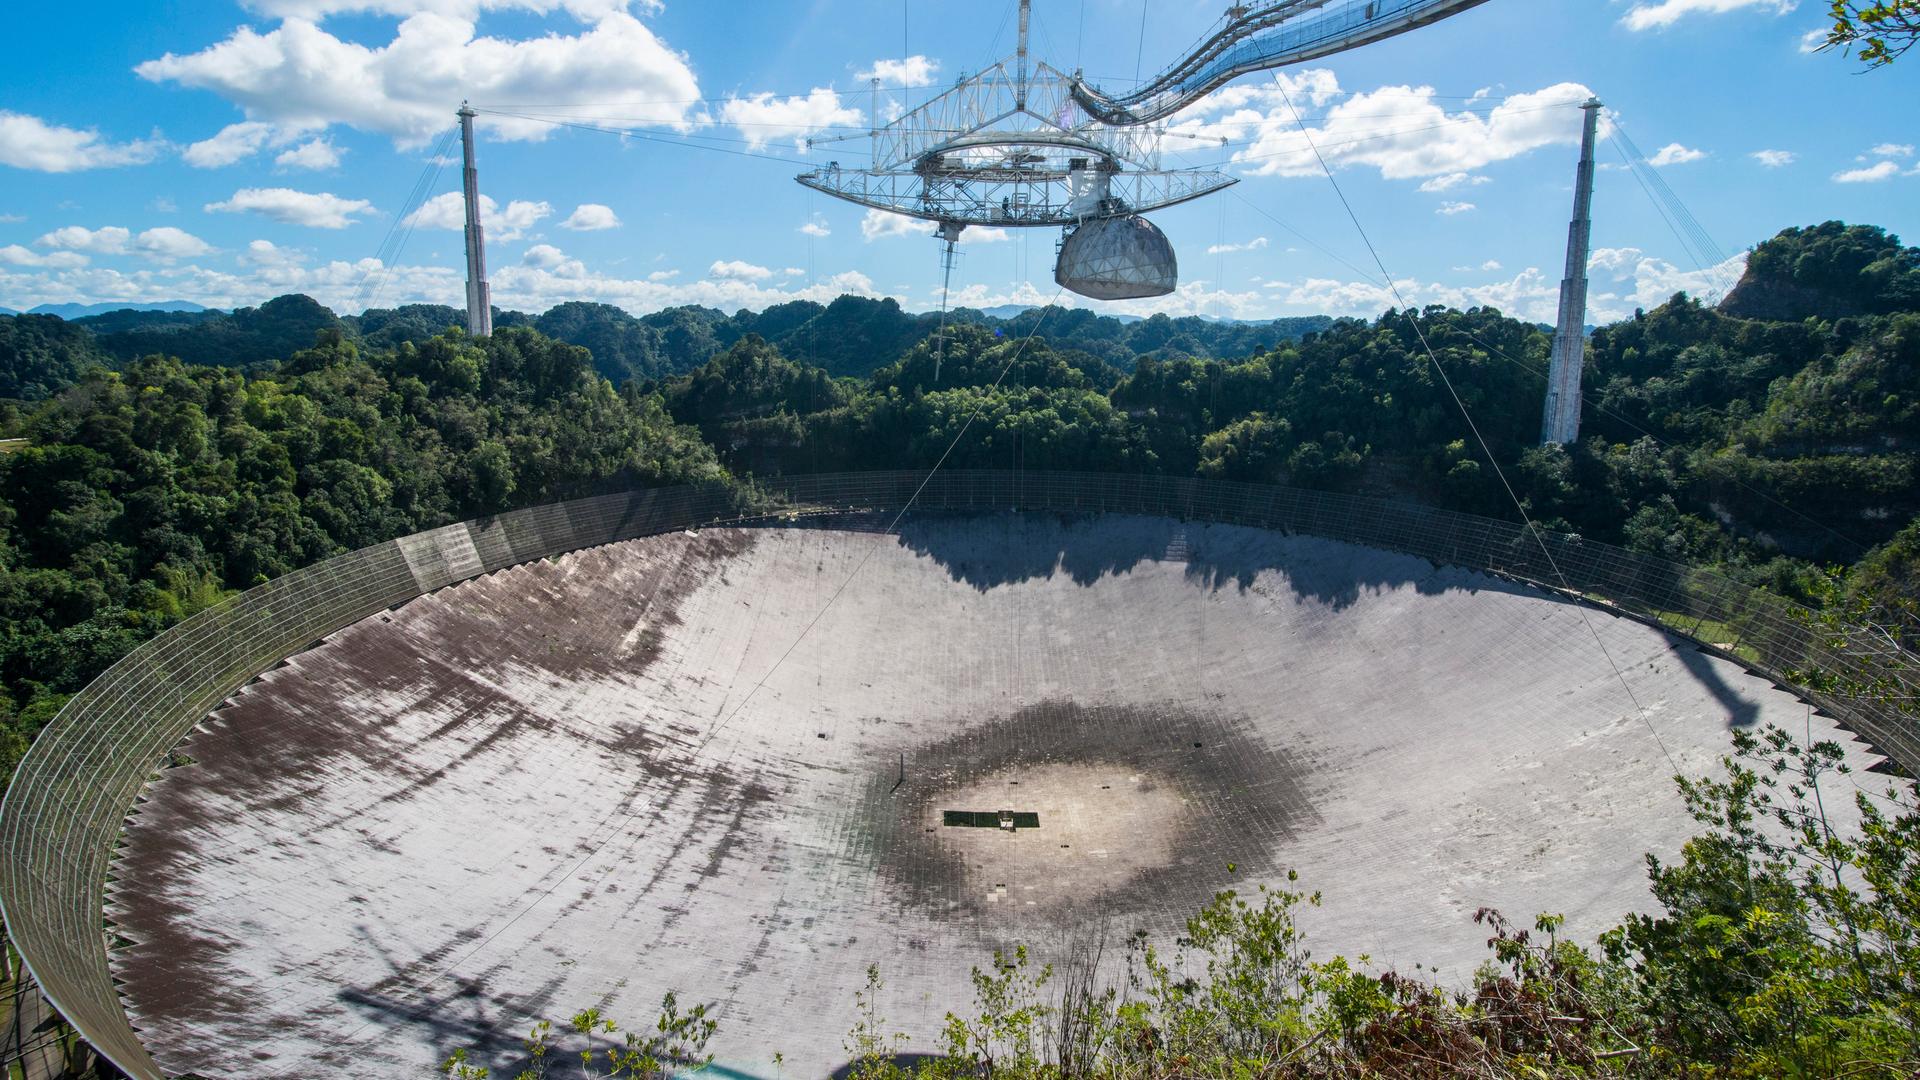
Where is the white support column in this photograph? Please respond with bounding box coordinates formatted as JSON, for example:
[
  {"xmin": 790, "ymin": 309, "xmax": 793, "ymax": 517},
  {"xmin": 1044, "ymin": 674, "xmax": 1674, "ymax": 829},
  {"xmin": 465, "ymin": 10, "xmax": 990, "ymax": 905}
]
[
  {"xmin": 1542, "ymin": 97, "xmax": 1602, "ymax": 446},
  {"xmin": 459, "ymin": 103, "xmax": 492, "ymax": 339}
]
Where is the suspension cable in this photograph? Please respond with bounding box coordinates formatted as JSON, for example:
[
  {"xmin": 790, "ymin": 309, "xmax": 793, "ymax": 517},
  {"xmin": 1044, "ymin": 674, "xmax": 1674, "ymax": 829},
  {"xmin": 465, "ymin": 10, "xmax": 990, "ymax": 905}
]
[{"xmin": 1274, "ymin": 79, "xmax": 1681, "ymax": 774}]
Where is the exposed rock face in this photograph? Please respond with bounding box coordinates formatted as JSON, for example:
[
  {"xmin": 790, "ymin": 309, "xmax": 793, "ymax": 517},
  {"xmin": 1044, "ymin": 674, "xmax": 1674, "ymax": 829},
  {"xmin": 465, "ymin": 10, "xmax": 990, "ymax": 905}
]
[{"xmin": 1720, "ymin": 221, "xmax": 1920, "ymax": 322}]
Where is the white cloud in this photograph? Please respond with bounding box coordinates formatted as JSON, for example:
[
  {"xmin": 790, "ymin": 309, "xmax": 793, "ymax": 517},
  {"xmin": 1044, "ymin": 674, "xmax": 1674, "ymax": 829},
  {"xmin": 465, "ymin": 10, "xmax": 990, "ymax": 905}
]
[
  {"xmin": 861, "ymin": 208, "xmax": 934, "ymax": 241},
  {"xmin": 403, "ymin": 191, "xmax": 551, "ymax": 240},
  {"xmin": 1750, "ymin": 148, "xmax": 1796, "ymax": 167},
  {"xmin": 276, "ymin": 138, "xmax": 343, "ymax": 170},
  {"xmin": 1436, "ymin": 201, "xmax": 1477, "ymax": 215},
  {"xmin": 1833, "ymin": 160, "xmax": 1901, "ymax": 183},
  {"xmin": 1589, "ymin": 247, "xmax": 1644, "ymax": 275},
  {"xmin": 1871, "ymin": 143, "xmax": 1915, "ymax": 158},
  {"xmin": 136, "ymin": 12, "xmax": 701, "ymax": 148},
  {"xmin": 1597, "ymin": 251, "xmax": 1748, "ymax": 316},
  {"xmin": 856, "ymin": 55, "xmax": 938, "ymax": 86},
  {"xmin": 1799, "ymin": 27, "xmax": 1830, "ymax": 51},
  {"xmin": 1648, "ymin": 142, "xmax": 1707, "ymax": 167},
  {"xmin": 206, "ymin": 187, "xmax": 374, "ymax": 228},
  {"xmin": 239, "ymin": 0, "xmax": 645, "ymax": 18},
  {"xmin": 34, "ymin": 225, "xmax": 213, "ymax": 261},
  {"xmin": 38, "ymin": 226, "xmax": 133, "ymax": 255},
  {"xmin": 135, "ymin": 227, "xmax": 215, "ymax": 261},
  {"xmin": 1242, "ymin": 250, "xmax": 1747, "ymax": 325},
  {"xmin": 0, "ymin": 250, "xmax": 891, "ymax": 323},
  {"xmin": 1621, "ymin": 0, "xmax": 1796, "ymax": 32},
  {"xmin": 184, "ymin": 121, "xmax": 281, "ymax": 168},
  {"xmin": 560, "ymin": 203, "xmax": 620, "ymax": 231},
  {"xmin": 0, "ymin": 245, "xmax": 89, "ymax": 270},
  {"xmin": 0, "ymin": 111, "xmax": 162, "ymax": 172},
  {"xmin": 966, "ymin": 228, "xmax": 1011, "ymax": 244},
  {"xmin": 798, "ymin": 216, "xmax": 831, "ymax": 237},
  {"xmin": 1482, "ymin": 259, "xmax": 1503, "ymax": 271},
  {"xmin": 708, "ymin": 259, "xmax": 772, "ymax": 281},
  {"xmin": 522, "ymin": 243, "xmax": 584, "ymax": 274},
  {"xmin": 1172, "ymin": 72, "xmax": 1600, "ymax": 180},
  {"xmin": 646, "ymin": 269, "xmax": 678, "ymax": 281},
  {"xmin": 1417, "ymin": 171, "xmax": 1491, "ymax": 192},
  {"xmin": 720, "ymin": 87, "xmax": 863, "ymax": 151},
  {"xmin": 1206, "ymin": 237, "xmax": 1270, "ymax": 255},
  {"xmin": 241, "ymin": 239, "xmax": 303, "ymax": 267}
]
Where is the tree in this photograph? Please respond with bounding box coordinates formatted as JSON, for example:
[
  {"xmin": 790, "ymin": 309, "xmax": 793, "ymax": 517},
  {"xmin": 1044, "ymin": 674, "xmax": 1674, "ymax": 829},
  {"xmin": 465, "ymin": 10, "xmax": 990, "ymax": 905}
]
[{"xmin": 1821, "ymin": 1, "xmax": 1920, "ymax": 65}]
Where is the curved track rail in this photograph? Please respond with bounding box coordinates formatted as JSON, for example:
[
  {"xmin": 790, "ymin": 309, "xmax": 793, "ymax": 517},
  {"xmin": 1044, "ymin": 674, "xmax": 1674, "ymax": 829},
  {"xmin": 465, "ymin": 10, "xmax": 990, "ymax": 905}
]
[
  {"xmin": 1073, "ymin": 0, "xmax": 1496, "ymax": 125},
  {"xmin": 2, "ymin": 470, "xmax": 1915, "ymax": 1079}
]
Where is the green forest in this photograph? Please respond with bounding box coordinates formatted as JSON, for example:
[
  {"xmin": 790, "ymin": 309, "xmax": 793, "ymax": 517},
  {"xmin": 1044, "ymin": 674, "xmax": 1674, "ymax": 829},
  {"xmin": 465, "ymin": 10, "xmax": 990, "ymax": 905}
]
[{"xmin": 0, "ymin": 218, "xmax": 1916, "ymax": 790}]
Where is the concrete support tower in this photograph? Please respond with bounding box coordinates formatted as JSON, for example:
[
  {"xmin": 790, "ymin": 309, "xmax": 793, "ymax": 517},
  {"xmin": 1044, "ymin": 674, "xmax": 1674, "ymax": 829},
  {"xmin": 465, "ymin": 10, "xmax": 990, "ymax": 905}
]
[
  {"xmin": 458, "ymin": 103, "xmax": 492, "ymax": 339},
  {"xmin": 1541, "ymin": 98, "xmax": 1603, "ymax": 446}
]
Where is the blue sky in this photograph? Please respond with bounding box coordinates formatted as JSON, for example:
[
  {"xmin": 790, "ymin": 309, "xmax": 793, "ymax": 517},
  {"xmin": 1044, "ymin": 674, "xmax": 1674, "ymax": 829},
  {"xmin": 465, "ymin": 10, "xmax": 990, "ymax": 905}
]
[{"xmin": 0, "ymin": 0, "xmax": 1915, "ymax": 323}]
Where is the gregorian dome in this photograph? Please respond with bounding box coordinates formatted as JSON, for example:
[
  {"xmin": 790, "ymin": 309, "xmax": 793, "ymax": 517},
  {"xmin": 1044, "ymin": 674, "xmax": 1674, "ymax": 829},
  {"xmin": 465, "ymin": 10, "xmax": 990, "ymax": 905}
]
[{"xmin": 1054, "ymin": 213, "xmax": 1179, "ymax": 300}]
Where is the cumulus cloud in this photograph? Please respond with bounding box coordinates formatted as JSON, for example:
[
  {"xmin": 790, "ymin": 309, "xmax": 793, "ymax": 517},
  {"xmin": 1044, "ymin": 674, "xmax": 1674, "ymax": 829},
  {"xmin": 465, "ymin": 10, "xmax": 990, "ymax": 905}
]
[
  {"xmin": 1171, "ymin": 71, "xmax": 1599, "ymax": 180},
  {"xmin": 37, "ymin": 226, "xmax": 134, "ymax": 255},
  {"xmin": 798, "ymin": 215, "xmax": 831, "ymax": 237},
  {"xmin": 1621, "ymin": 0, "xmax": 1796, "ymax": 32},
  {"xmin": 276, "ymin": 138, "xmax": 343, "ymax": 170},
  {"xmin": 1244, "ymin": 249, "xmax": 1747, "ymax": 325},
  {"xmin": 856, "ymin": 55, "xmax": 939, "ymax": 86},
  {"xmin": 1648, "ymin": 142, "xmax": 1707, "ymax": 167},
  {"xmin": 720, "ymin": 88, "xmax": 863, "ymax": 151},
  {"xmin": 34, "ymin": 225, "xmax": 213, "ymax": 261},
  {"xmin": 1417, "ymin": 172, "xmax": 1491, "ymax": 193},
  {"xmin": 403, "ymin": 191, "xmax": 551, "ymax": 240},
  {"xmin": 0, "ymin": 245, "xmax": 90, "ymax": 270},
  {"xmin": 134, "ymin": 227, "xmax": 215, "ymax": 260},
  {"xmin": 646, "ymin": 269, "xmax": 678, "ymax": 281},
  {"xmin": 1436, "ymin": 201, "xmax": 1476, "ymax": 215},
  {"xmin": 206, "ymin": 187, "xmax": 374, "ymax": 228},
  {"xmin": 1589, "ymin": 247, "xmax": 1644, "ymax": 275},
  {"xmin": 1206, "ymin": 237, "xmax": 1270, "ymax": 255},
  {"xmin": 861, "ymin": 208, "xmax": 934, "ymax": 241},
  {"xmin": 1750, "ymin": 149, "xmax": 1796, "ymax": 167},
  {"xmin": 136, "ymin": 11, "xmax": 700, "ymax": 147},
  {"xmin": 522, "ymin": 243, "xmax": 585, "ymax": 274},
  {"xmin": 560, "ymin": 203, "xmax": 620, "ymax": 231},
  {"xmin": 1800, "ymin": 27, "xmax": 1831, "ymax": 51},
  {"xmin": 239, "ymin": 0, "xmax": 647, "ymax": 18},
  {"xmin": 0, "ymin": 249, "xmax": 889, "ymax": 322},
  {"xmin": 708, "ymin": 259, "xmax": 773, "ymax": 281},
  {"xmin": 1871, "ymin": 143, "xmax": 1915, "ymax": 158},
  {"xmin": 1833, "ymin": 160, "xmax": 1901, "ymax": 183},
  {"xmin": 241, "ymin": 238, "xmax": 303, "ymax": 267},
  {"xmin": 184, "ymin": 121, "xmax": 281, "ymax": 167},
  {"xmin": 0, "ymin": 111, "xmax": 163, "ymax": 172}
]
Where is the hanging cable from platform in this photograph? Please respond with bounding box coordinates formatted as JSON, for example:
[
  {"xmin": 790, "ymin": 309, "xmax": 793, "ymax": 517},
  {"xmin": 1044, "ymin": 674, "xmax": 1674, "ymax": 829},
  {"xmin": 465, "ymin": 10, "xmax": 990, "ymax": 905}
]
[
  {"xmin": 1271, "ymin": 77, "xmax": 1682, "ymax": 774},
  {"xmin": 933, "ymin": 222, "xmax": 964, "ymax": 385}
]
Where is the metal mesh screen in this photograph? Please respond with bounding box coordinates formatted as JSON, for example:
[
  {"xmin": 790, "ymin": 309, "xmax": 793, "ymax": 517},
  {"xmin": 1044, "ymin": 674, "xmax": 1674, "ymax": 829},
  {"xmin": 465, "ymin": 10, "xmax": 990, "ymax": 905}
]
[{"xmin": 1, "ymin": 471, "xmax": 1914, "ymax": 1079}]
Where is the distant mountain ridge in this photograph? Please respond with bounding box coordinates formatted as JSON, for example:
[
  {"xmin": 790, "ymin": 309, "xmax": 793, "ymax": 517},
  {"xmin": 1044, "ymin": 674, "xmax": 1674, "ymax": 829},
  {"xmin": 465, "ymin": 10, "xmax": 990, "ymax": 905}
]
[{"xmin": 26, "ymin": 300, "xmax": 209, "ymax": 319}]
